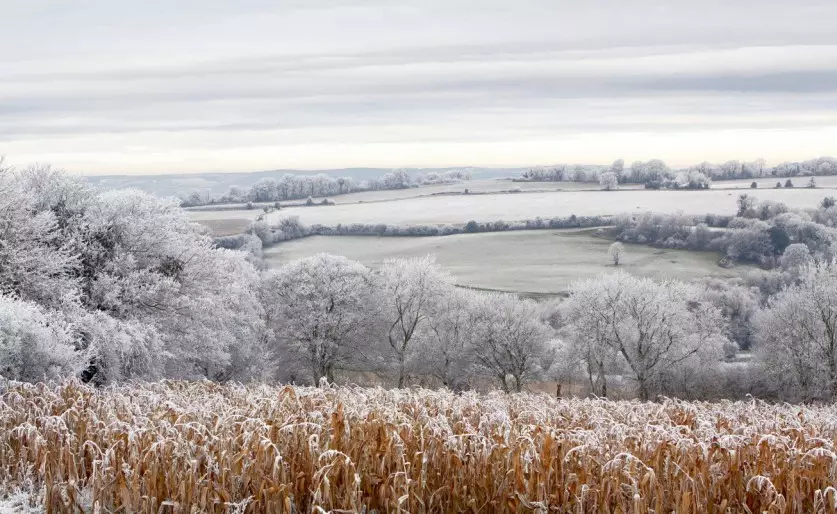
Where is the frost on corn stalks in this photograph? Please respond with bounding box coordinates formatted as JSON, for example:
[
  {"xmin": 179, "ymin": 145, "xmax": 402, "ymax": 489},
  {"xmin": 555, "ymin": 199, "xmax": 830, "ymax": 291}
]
[{"xmin": 3, "ymin": 380, "xmax": 837, "ymax": 513}]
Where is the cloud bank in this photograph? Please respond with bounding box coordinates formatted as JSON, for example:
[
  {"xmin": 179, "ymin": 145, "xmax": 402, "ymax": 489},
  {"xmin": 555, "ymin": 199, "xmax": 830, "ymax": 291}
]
[{"xmin": 1, "ymin": 0, "xmax": 836, "ymax": 173}]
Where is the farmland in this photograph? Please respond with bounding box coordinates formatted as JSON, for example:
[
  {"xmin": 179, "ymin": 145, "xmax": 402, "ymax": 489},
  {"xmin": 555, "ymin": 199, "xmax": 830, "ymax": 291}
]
[
  {"xmin": 264, "ymin": 229, "xmax": 752, "ymax": 294},
  {"xmin": 3, "ymin": 380, "xmax": 837, "ymax": 513},
  {"xmin": 262, "ymin": 188, "xmax": 833, "ymax": 227},
  {"xmin": 187, "ymin": 177, "xmax": 837, "ymax": 236}
]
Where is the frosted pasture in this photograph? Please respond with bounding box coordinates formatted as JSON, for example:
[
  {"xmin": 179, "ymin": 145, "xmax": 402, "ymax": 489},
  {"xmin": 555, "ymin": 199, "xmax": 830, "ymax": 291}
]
[
  {"xmin": 265, "ymin": 188, "xmax": 833, "ymax": 227},
  {"xmin": 264, "ymin": 230, "xmax": 753, "ymax": 294}
]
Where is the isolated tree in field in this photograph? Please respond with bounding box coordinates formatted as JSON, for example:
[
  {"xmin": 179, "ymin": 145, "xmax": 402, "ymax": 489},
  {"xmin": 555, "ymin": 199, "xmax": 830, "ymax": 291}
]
[
  {"xmin": 608, "ymin": 242, "xmax": 625, "ymax": 266},
  {"xmin": 263, "ymin": 254, "xmax": 375, "ymax": 384},
  {"xmin": 751, "ymin": 181, "xmax": 758, "ymax": 189},
  {"xmin": 754, "ymin": 263, "xmax": 837, "ymax": 400},
  {"xmin": 808, "ymin": 177, "xmax": 817, "ymax": 189},
  {"xmin": 599, "ymin": 171, "xmax": 618, "ymax": 191},
  {"xmin": 563, "ymin": 272, "xmax": 726, "ymax": 400},
  {"xmin": 470, "ymin": 292, "xmax": 553, "ymax": 392},
  {"xmin": 775, "ymin": 181, "xmax": 782, "ymax": 189},
  {"xmin": 785, "ymin": 179, "xmax": 794, "ymax": 188},
  {"xmin": 378, "ymin": 256, "xmax": 452, "ymax": 387}
]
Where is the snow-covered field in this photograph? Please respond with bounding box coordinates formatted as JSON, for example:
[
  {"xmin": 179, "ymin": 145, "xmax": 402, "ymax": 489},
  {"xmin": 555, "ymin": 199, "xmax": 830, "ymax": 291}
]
[
  {"xmin": 265, "ymin": 230, "xmax": 753, "ymax": 294},
  {"xmin": 263, "ymin": 187, "xmax": 832, "ymax": 227},
  {"xmin": 188, "ymin": 179, "xmax": 836, "ymax": 236}
]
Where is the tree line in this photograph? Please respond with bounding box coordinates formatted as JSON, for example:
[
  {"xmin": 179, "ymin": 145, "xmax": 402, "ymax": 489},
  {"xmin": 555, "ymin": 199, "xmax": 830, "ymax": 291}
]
[
  {"xmin": 4, "ymin": 162, "xmax": 837, "ymax": 402},
  {"xmin": 181, "ymin": 169, "xmax": 472, "ymax": 207},
  {"xmin": 521, "ymin": 156, "xmax": 837, "ymax": 188}
]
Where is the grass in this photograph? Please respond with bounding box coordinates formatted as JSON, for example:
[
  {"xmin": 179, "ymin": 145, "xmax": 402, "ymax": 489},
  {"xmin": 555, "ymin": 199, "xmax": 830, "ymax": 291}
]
[
  {"xmin": 3, "ymin": 379, "xmax": 837, "ymax": 513},
  {"xmin": 264, "ymin": 229, "xmax": 753, "ymax": 294}
]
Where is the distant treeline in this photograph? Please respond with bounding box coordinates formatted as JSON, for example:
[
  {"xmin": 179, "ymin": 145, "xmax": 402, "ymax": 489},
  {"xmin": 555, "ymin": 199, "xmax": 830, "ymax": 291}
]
[
  {"xmin": 519, "ymin": 156, "xmax": 837, "ymax": 188},
  {"xmin": 215, "ymin": 214, "xmax": 615, "ymax": 252},
  {"xmin": 182, "ymin": 169, "xmax": 472, "ymax": 207}
]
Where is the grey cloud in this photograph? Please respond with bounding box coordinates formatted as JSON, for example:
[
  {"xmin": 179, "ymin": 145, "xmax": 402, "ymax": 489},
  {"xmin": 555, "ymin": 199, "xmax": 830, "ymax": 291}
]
[{"xmin": 2, "ymin": 0, "xmax": 837, "ymax": 171}]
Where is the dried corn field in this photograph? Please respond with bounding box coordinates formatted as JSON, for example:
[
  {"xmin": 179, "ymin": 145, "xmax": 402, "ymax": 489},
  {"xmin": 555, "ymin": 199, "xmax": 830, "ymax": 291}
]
[{"xmin": 3, "ymin": 381, "xmax": 837, "ymax": 513}]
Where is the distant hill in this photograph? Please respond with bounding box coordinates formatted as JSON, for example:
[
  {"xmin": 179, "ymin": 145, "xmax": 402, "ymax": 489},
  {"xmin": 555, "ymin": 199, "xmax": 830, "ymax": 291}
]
[{"xmin": 85, "ymin": 167, "xmax": 526, "ymax": 198}]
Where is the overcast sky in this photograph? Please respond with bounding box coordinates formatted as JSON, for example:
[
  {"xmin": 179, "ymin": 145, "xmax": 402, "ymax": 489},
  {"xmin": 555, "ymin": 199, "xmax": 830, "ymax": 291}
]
[{"xmin": 2, "ymin": 0, "xmax": 836, "ymax": 175}]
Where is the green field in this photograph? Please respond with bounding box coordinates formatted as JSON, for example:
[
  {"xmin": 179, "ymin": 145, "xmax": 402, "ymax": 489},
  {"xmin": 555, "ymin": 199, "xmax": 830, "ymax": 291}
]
[{"xmin": 264, "ymin": 229, "xmax": 753, "ymax": 294}]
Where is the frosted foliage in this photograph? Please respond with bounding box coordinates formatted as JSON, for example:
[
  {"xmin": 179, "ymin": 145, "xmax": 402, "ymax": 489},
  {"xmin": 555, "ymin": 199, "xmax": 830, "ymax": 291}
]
[
  {"xmin": 0, "ymin": 295, "xmax": 80, "ymax": 381},
  {"xmin": 0, "ymin": 166, "xmax": 267, "ymax": 383},
  {"xmin": 599, "ymin": 171, "xmax": 618, "ymax": 191},
  {"xmin": 755, "ymin": 264, "xmax": 837, "ymax": 400},
  {"xmin": 378, "ymin": 256, "xmax": 453, "ymax": 387},
  {"xmin": 469, "ymin": 293, "xmax": 553, "ymax": 392},
  {"xmin": 263, "ymin": 254, "xmax": 375, "ymax": 384},
  {"xmin": 564, "ymin": 271, "xmax": 726, "ymax": 400},
  {"xmin": 0, "ymin": 171, "xmax": 77, "ymax": 309},
  {"xmin": 424, "ymin": 288, "xmax": 480, "ymax": 390},
  {"xmin": 780, "ymin": 243, "xmax": 813, "ymax": 272},
  {"xmin": 608, "ymin": 241, "xmax": 624, "ymax": 266}
]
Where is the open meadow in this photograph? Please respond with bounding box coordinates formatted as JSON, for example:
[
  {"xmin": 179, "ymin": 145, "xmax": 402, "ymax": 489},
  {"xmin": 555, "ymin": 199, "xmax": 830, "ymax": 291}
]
[
  {"xmin": 264, "ymin": 229, "xmax": 752, "ymax": 294},
  {"xmin": 262, "ymin": 188, "xmax": 833, "ymax": 227},
  {"xmin": 3, "ymin": 380, "xmax": 837, "ymax": 513},
  {"xmin": 189, "ymin": 181, "xmax": 836, "ymax": 236}
]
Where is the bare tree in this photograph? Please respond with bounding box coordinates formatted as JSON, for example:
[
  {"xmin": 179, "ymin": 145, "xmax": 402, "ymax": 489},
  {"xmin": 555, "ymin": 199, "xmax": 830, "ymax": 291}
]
[
  {"xmin": 378, "ymin": 256, "xmax": 452, "ymax": 388},
  {"xmin": 470, "ymin": 293, "xmax": 553, "ymax": 392},
  {"xmin": 563, "ymin": 272, "xmax": 726, "ymax": 400}
]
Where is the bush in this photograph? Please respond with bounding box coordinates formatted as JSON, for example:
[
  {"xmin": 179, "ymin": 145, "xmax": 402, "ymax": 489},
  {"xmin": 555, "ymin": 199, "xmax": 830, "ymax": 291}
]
[
  {"xmin": 750, "ymin": 181, "xmax": 758, "ymax": 189},
  {"xmin": 0, "ymin": 295, "xmax": 79, "ymax": 382}
]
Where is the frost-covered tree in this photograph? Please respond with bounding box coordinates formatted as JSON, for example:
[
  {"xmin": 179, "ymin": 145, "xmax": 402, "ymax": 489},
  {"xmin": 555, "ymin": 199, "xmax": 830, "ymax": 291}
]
[
  {"xmin": 754, "ymin": 263, "xmax": 837, "ymax": 400},
  {"xmin": 0, "ymin": 295, "xmax": 80, "ymax": 382},
  {"xmin": 378, "ymin": 256, "xmax": 452, "ymax": 387},
  {"xmin": 608, "ymin": 242, "xmax": 625, "ymax": 266},
  {"xmin": 780, "ymin": 244, "xmax": 813, "ymax": 274},
  {"xmin": 0, "ymin": 164, "xmax": 267, "ymax": 384},
  {"xmin": 423, "ymin": 288, "xmax": 479, "ymax": 390},
  {"xmin": 610, "ymin": 159, "xmax": 625, "ymax": 181},
  {"xmin": 262, "ymin": 254, "xmax": 375, "ymax": 384},
  {"xmin": 599, "ymin": 171, "xmax": 618, "ymax": 191},
  {"xmin": 470, "ymin": 293, "xmax": 553, "ymax": 392},
  {"xmin": 563, "ymin": 272, "xmax": 726, "ymax": 400}
]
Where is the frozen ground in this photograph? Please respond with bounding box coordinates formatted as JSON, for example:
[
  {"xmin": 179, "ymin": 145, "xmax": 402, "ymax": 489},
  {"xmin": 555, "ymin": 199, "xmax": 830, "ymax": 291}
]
[
  {"xmin": 264, "ymin": 229, "xmax": 753, "ymax": 294},
  {"xmin": 262, "ymin": 187, "xmax": 832, "ymax": 227},
  {"xmin": 189, "ymin": 180, "xmax": 836, "ymax": 235}
]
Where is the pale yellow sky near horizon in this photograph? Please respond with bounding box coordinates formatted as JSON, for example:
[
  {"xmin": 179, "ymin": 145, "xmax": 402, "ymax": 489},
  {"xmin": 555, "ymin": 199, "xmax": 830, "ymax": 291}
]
[{"xmin": 6, "ymin": 126, "xmax": 835, "ymax": 176}]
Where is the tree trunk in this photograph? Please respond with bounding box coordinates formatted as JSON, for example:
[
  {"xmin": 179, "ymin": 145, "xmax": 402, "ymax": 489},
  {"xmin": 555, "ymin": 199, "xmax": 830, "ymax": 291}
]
[
  {"xmin": 397, "ymin": 355, "xmax": 406, "ymax": 388},
  {"xmin": 598, "ymin": 361, "xmax": 608, "ymax": 398},
  {"xmin": 499, "ymin": 375, "xmax": 510, "ymax": 393},
  {"xmin": 637, "ymin": 377, "xmax": 650, "ymax": 401}
]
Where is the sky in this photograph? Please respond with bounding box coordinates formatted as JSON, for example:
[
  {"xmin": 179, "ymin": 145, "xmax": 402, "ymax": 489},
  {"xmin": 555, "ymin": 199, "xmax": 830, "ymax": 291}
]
[{"xmin": 1, "ymin": 0, "xmax": 836, "ymax": 175}]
